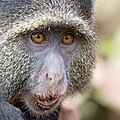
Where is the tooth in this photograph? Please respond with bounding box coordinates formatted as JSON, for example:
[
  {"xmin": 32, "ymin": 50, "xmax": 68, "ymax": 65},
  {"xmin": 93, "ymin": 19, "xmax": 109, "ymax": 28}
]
[
  {"xmin": 43, "ymin": 94, "xmax": 46, "ymax": 99},
  {"xmin": 45, "ymin": 101, "xmax": 48, "ymax": 104}
]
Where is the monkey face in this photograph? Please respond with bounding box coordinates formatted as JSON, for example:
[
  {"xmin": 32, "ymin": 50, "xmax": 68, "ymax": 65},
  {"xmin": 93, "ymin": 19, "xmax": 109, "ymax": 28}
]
[{"xmin": 20, "ymin": 27, "xmax": 81, "ymax": 115}]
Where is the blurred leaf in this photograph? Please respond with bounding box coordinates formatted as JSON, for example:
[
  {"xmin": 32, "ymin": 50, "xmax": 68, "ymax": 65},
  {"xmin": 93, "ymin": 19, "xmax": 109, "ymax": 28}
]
[{"xmin": 99, "ymin": 39, "xmax": 119, "ymax": 58}]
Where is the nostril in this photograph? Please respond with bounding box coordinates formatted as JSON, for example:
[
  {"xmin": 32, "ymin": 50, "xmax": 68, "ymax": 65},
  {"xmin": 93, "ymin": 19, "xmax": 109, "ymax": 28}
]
[
  {"xmin": 49, "ymin": 77, "xmax": 52, "ymax": 81},
  {"xmin": 46, "ymin": 73, "xmax": 48, "ymax": 78}
]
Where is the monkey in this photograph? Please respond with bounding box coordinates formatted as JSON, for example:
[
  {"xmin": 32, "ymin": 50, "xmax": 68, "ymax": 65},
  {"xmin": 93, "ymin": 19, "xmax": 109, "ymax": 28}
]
[{"xmin": 0, "ymin": 0, "xmax": 96, "ymax": 120}]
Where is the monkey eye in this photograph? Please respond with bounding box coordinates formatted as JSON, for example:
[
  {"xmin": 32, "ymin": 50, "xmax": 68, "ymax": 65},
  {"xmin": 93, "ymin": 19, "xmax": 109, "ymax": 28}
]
[
  {"xmin": 31, "ymin": 32, "xmax": 45, "ymax": 44},
  {"xmin": 61, "ymin": 33, "xmax": 75, "ymax": 45}
]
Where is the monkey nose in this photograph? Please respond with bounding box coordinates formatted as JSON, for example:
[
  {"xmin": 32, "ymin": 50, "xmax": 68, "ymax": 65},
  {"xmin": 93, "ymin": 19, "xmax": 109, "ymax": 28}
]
[{"xmin": 46, "ymin": 73, "xmax": 52, "ymax": 81}]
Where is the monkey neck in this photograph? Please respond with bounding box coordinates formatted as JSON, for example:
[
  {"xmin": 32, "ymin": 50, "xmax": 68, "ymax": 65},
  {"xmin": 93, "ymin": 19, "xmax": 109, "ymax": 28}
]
[{"xmin": 23, "ymin": 107, "xmax": 60, "ymax": 120}]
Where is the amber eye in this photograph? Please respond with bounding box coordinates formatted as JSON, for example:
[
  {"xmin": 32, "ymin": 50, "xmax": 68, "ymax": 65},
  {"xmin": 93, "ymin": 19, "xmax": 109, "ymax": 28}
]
[
  {"xmin": 31, "ymin": 32, "xmax": 45, "ymax": 44},
  {"xmin": 61, "ymin": 33, "xmax": 74, "ymax": 45}
]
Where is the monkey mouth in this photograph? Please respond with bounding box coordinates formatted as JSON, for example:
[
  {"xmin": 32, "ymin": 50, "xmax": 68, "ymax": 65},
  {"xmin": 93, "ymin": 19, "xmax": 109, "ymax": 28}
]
[{"xmin": 33, "ymin": 94, "xmax": 60, "ymax": 110}]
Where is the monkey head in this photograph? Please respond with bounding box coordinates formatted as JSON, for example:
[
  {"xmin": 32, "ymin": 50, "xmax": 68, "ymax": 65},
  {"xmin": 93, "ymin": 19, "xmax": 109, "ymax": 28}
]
[{"xmin": 0, "ymin": 0, "xmax": 96, "ymax": 117}]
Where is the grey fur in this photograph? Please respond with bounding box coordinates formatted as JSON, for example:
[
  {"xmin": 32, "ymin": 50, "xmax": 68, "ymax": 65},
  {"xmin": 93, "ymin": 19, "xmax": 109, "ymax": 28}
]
[{"xmin": 0, "ymin": 0, "xmax": 96, "ymax": 119}]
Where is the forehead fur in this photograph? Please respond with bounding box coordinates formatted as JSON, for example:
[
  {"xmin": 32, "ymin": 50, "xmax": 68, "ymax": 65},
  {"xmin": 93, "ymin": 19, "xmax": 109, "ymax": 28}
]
[{"xmin": 0, "ymin": 0, "xmax": 95, "ymax": 44}]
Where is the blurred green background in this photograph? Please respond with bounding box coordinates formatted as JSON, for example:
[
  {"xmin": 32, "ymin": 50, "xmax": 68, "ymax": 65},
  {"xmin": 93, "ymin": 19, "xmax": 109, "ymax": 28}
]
[{"xmin": 78, "ymin": 0, "xmax": 120, "ymax": 120}]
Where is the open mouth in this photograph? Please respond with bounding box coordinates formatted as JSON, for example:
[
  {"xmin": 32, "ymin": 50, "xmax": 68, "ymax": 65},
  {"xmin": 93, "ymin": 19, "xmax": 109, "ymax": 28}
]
[{"xmin": 33, "ymin": 94, "xmax": 60, "ymax": 110}]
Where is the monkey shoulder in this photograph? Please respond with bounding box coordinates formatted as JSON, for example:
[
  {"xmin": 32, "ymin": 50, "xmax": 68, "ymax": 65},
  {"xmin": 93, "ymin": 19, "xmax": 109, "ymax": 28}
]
[{"xmin": 0, "ymin": 98, "xmax": 24, "ymax": 120}]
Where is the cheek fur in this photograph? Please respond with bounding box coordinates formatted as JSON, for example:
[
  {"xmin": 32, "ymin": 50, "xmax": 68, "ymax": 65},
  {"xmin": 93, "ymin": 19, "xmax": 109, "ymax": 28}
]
[
  {"xmin": 0, "ymin": 40, "xmax": 33, "ymax": 100},
  {"xmin": 67, "ymin": 42, "xmax": 96, "ymax": 95}
]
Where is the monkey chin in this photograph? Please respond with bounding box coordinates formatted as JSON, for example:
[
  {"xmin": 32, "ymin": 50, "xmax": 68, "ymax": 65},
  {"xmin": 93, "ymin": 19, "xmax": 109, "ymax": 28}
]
[{"xmin": 23, "ymin": 92, "xmax": 62, "ymax": 116}]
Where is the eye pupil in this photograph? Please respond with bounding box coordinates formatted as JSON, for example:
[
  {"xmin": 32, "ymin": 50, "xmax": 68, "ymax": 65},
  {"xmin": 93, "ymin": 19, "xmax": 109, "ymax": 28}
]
[
  {"xmin": 65, "ymin": 36, "xmax": 70, "ymax": 40},
  {"xmin": 62, "ymin": 33, "xmax": 74, "ymax": 45},
  {"xmin": 37, "ymin": 34, "xmax": 41, "ymax": 39},
  {"xmin": 31, "ymin": 32, "xmax": 45, "ymax": 44}
]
